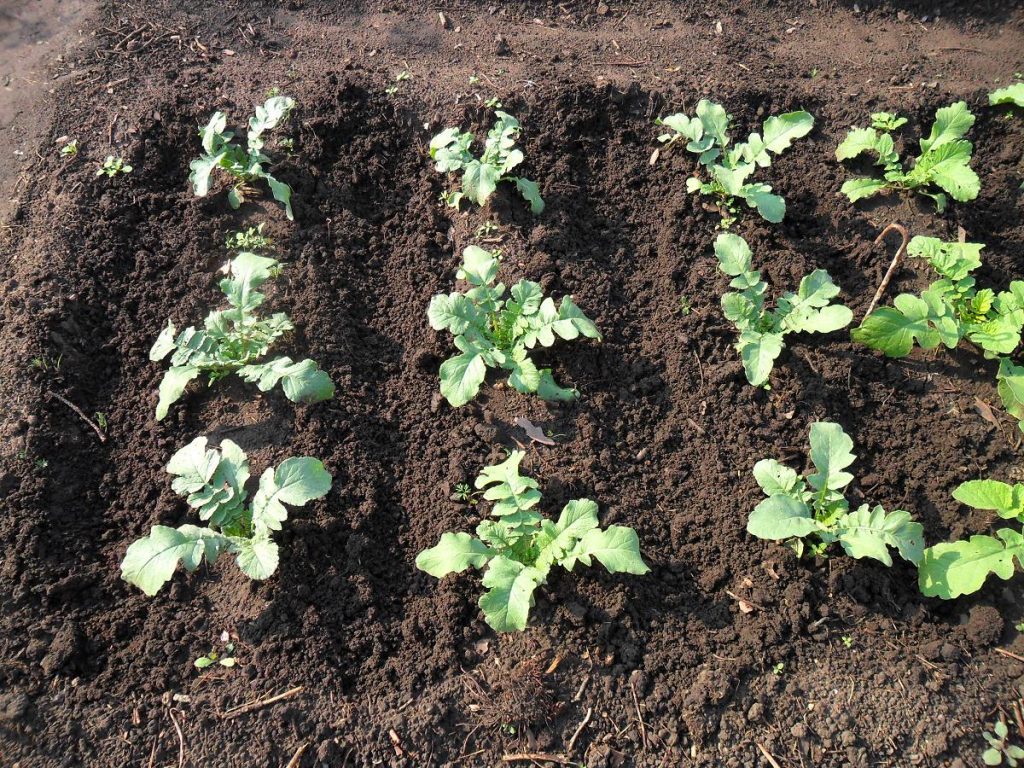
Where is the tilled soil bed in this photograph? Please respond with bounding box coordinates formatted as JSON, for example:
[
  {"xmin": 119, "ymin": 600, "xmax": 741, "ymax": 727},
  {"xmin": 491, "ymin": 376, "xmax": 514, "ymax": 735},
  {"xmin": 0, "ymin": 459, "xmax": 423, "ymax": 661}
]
[{"xmin": 2, "ymin": 2, "xmax": 1024, "ymax": 766}]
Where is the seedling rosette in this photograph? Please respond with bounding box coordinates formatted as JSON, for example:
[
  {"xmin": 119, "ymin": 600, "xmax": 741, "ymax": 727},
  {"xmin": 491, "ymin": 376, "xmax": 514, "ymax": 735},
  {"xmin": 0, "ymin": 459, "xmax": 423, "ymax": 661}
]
[
  {"xmin": 428, "ymin": 245, "xmax": 601, "ymax": 406},
  {"xmin": 150, "ymin": 252, "xmax": 333, "ymax": 419},
  {"xmin": 416, "ymin": 450, "xmax": 649, "ymax": 632},
  {"xmin": 748, "ymin": 421, "xmax": 924, "ymax": 565},
  {"xmin": 655, "ymin": 99, "xmax": 814, "ymax": 226},
  {"xmin": 836, "ymin": 102, "xmax": 980, "ymax": 211},
  {"xmin": 121, "ymin": 437, "xmax": 332, "ymax": 595},
  {"xmin": 429, "ymin": 111, "xmax": 544, "ymax": 214},
  {"xmin": 189, "ymin": 96, "xmax": 297, "ymax": 219},
  {"xmin": 714, "ymin": 233, "xmax": 852, "ymax": 388}
]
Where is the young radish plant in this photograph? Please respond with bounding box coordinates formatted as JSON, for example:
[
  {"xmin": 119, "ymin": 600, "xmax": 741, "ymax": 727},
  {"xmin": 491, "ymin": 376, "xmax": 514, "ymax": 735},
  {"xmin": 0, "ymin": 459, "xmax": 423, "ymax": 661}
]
[
  {"xmin": 189, "ymin": 96, "xmax": 297, "ymax": 219},
  {"xmin": 120, "ymin": 437, "xmax": 332, "ymax": 595},
  {"xmin": 654, "ymin": 99, "xmax": 814, "ymax": 227},
  {"xmin": 747, "ymin": 421, "xmax": 925, "ymax": 564},
  {"xmin": 918, "ymin": 477, "xmax": 1024, "ymax": 599},
  {"xmin": 416, "ymin": 450, "xmax": 649, "ymax": 632},
  {"xmin": 836, "ymin": 102, "xmax": 980, "ymax": 211},
  {"xmin": 150, "ymin": 252, "xmax": 333, "ymax": 420},
  {"xmin": 429, "ymin": 111, "xmax": 544, "ymax": 214},
  {"xmin": 714, "ymin": 233, "xmax": 853, "ymax": 388},
  {"xmin": 428, "ymin": 245, "xmax": 601, "ymax": 407}
]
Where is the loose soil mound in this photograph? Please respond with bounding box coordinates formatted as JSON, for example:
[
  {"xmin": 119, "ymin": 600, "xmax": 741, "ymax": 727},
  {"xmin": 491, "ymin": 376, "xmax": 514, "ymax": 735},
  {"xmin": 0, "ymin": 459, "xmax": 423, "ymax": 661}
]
[{"xmin": 2, "ymin": 2, "xmax": 1023, "ymax": 766}]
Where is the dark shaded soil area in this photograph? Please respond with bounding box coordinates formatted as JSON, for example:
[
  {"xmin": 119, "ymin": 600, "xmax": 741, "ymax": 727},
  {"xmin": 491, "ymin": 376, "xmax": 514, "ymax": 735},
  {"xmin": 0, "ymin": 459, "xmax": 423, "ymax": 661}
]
[{"xmin": 2, "ymin": 1, "xmax": 1024, "ymax": 766}]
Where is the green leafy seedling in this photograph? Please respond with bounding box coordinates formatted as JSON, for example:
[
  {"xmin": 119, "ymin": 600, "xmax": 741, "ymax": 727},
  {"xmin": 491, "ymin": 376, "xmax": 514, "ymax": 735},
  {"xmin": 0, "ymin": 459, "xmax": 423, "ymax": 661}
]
[
  {"xmin": 429, "ymin": 111, "xmax": 544, "ymax": 214},
  {"xmin": 715, "ymin": 233, "xmax": 852, "ymax": 388},
  {"xmin": 982, "ymin": 719, "xmax": 1024, "ymax": 766},
  {"xmin": 149, "ymin": 252, "xmax": 334, "ymax": 420},
  {"xmin": 121, "ymin": 437, "xmax": 332, "ymax": 595},
  {"xmin": 195, "ymin": 631, "xmax": 236, "ymax": 669},
  {"xmin": 416, "ymin": 450, "xmax": 649, "ymax": 632},
  {"xmin": 748, "ymin": 421, "xmax": 924, "ymax": 565},
  {"xmin": 97, "ymin": 155, "xmax": 132, "ymax": 177},
  {"xmin": 225, "ymin": 223, "xmax": 272, "ymax": 252},
  {"xmin": 451, "ymin": 482, "xmax": 478, "ymax": 504},
  {"xmin": 772, "ymin": 662, "xmax": 785, "ymax": 675},
  {"xmin": 836, "ymin": 102, "xmax": 980, "ymax": 211},
  {"xmin": 428, "ymin": 245, "xmax": 601, "ymax": 407},
  {"xmin": 189, "ymin": 96, "xmax": 296, "ymax": 220},
  {"xmin": 841, "ymin": 635, "xmax": 853, "ymax": 649},
  {"xmin": 60, "ymin": 139, "xmax": 79, "ymax": 158},
  {"xmin": 919, "ymin": 478, "xmax": 1024, "ymax": 599},
  {"xmin": 655, "ymin": 99, "xmax": 814, "ymax": 226}
]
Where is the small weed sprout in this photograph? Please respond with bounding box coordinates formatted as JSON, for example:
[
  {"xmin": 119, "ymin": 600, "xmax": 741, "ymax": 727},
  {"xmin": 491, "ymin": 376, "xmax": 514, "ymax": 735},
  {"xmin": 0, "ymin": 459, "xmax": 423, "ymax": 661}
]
[
  {"xmin": 428, "ymin": 246, "xmax": 601, "ymax": 406},
  {"xmin": 655, "ymin": 99, "xmax": 814, "ymax": 226},
  {"xmin": 748, "ymin": 421, "xmax": 924, "ymax": 565},
  {"xmin": 195, "ymin": 631, "xmax": 236, "ymax": 669},
  {"xmin": 772, "ymin": 662, "xmax": 785, "ymax": 675},
  {"xmin": 836, "ymin": 102, "xmax": 979, "ymax": 211},
  {"xmin": 189, "ymin": 96, "xmax": 297, "ymax": 219},
  {"xmin": 451, "ymin": 483, "xmax": 478, "ymax": 504},
  {"xmin": 97, "ymin": 155, "xmax": 132, "ymax": 177},
  {"xmin": 225, "ymin": 223, "xmax": 272, "ymax": 252},
  {"xmin": 121, "ymin": 437, "xmax": 332, "ymax": 595},
  {"xmin": 429, "ymin": 111, "xmax": 544, "ymax": 214},
  {"xmin": 417, "ymin": 450, "xmax": 649, "ymax": 631},
  {"xmin": 149, "ymin": 252, "xmax": 333, "ymax": 419},
  {"xmin": 59, "ymin": 139, "xmax": 79, "ymax": 158},
  {"xmin": 841, "ymin": 635, "xmax": 853, "ymax": 649},
  {"xmin": 94, "ymin": 412, "xmax": 108, "ymax": 432},
  {"xmin": 983, "ymin": 719, "xmax": 1024, "ymax": 767}
]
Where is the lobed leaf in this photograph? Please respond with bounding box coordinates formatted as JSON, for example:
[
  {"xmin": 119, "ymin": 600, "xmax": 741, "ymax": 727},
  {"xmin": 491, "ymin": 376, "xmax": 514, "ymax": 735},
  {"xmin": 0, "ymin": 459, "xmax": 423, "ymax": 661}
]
[
  {"xmin": 851, "ymin": 293, "xmax": 943, "ymax": 357},
  {"xmin": 747, "ymin": 495, "xmax": 822, "ymax": 540},
  {"xmin": 479, "ymin": 556, "xmax": 544, "ymax": 632},
  {"xmin": 989, "ymin": 82, "xmax": 1024, "ymax": 107},
  {"xmin": 919, "ymin": 101, "xmax": 974, "ymax": 155},
  {"xmin": 250, "ymin": 457, "xmax": 332, "ymax": 535},
  {"xmin": 760, "ymin": 110, "xmax": 814, "ymax": 155},
  {"xmin": 834, "ymin": 504, "xmax": 924, "ymax": 566},
  {"xmin": 121, "ymin": 524, "xmax": 229, "ymax": 596},
  {"xmin": 918, "ymin": 529, "xmax": 1024, "ymax": 599},
  {"xmin": 438, "ymin": 351, "xmax": 487, "ymax": 407},
  {"xmin": 416, "ymin": 532, "xmax": 495, "ymax": 577}
]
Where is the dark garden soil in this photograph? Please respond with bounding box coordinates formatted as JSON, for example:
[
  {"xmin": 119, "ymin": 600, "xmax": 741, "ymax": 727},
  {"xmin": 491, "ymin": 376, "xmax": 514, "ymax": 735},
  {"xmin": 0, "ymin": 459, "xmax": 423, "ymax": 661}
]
[{"xmin": 2, "ymin": 1, "xmax": 1024, "ymax": 766}]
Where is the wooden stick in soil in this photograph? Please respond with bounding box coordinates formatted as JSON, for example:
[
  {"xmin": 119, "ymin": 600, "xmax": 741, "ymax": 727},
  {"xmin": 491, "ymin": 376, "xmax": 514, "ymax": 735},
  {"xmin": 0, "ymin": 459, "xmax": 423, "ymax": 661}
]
[
  {"xmin": 756, "ymin": 741, "xmax": 783, "ymax": 768},
  {"xmin": 502, "ymin": 753, "xmax": 574, "ymax": 765},
  {"xmin": 285, "ymin": 742, "xmax": 308, "ymax": 768},
  {"xmin": 863, "ymin": 222, "xmax": 909, "ymax": 321},
  {"xmin": 45, "ymin": 390, "xmax": 107, "ymax": 443},
  {"xmin": 220, "ymin": 685, "xmax": 303, "ymax": 719},
  {"xmin": 566, "ymin": 706, "xmax": 593, "ymax": 754},
  {"xmin": 630, "ymin": 680, "xmax": 648, "ymax": 750},
  {"xmin": 167, "ymin": 709, "xmax": 185, "ymax": 768},
  {"xmin": 995, "ymin": 647, "xmax": 1024, "ymax": 663}
]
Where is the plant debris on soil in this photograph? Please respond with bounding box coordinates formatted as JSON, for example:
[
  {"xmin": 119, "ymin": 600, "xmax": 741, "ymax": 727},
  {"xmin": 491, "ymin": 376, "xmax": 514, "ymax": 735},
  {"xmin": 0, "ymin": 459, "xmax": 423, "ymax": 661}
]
[{"xmin": 2, "ymin": 1, "xmax": 1024, "ymax": 767}]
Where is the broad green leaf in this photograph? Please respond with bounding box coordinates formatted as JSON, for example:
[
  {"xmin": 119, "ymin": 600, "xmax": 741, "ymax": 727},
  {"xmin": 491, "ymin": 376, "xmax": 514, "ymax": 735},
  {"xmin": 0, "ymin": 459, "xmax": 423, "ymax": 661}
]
[
  {"xmin": 910, "ymin": 140, "xmax": 979, "ymax": 202},
  {"xmin": 155, "ymin": 365, "xmax": 201, "ymax": 420},
  {"xmin": 989, "ymin": 82, "xmax": 1024, "ymax": 107},
  {"xmin": 189, "ymin": 154, "xmax": 223, "ymax": 197},
  {"xmin": 840, "ymin": 177, "xmax": 889, "ymax": 202},
  {"xmin": 237, "ymin": 357, "xmax": 334, "ymax": 403},
  {"xmin": 761, "ymin": 110, "xmax": 814, "ymax": 154},
  {"xmin": 514, "ymin": 177, "xmax": 544, "ymax": 214},
  {"xmin": 251, "ymin": 457, "xmax": 332, "ymax": 534},
  {"xmin": 220, "ymin": 252, "xmax": 279, "ymax": 310},
  {"xmin": 439, "ymin": 352, "xmax": 487, "ymax": 407},
  {"xmin": 553, "ymin": 296, "xmax": 601, "ymax": 341},
  {"xmin": 807, "ymin": 421, "xmax": 855, "ymax": 493},
  {"xmin": 538, "ymin": 499, "xmax": 600, "ymax": 570},
  {"xmin": 657, "ymin": 113, "xmax": 703, "ymax": 141},
  {"xmin": 266, "ymin": 176, "xmax": 294, "ymax": 220},
  {"xmin": 416, "ymin": 532, "xmax": 495, "ymax": 577},
  {"xmin": 851, "ymin": 294, "xmax": 942, "ymax": 357},
  {"xmin": 907, "ymin": 236, "xmax": 983, "ymax": 281},
  {"xmin": 429, "ymin": 127, "xmax": 463, "ymax": 156},
  {"xmin": 918, "ymin": 529, "xmax": 1024, "ymax": 599},
  {"xmin": 952, "ymin": 479, "xmax": 1023, "ymax": 519},
  {"xmin": 199, "ymin": 112, "xmax": 228, "ymax": 154},
  {"xmin": 834, "ymin": 504, "xmax": 924, "ymax": 566},
  {"xmin": 752, "ymin": 459, "xmax": 803, "ymax": 497},
  {"xmin": 428, "ymin": 293, "xmax": 480, "ymax": 333},
  {"xmin": 150, "ymin": 322, "xmax": 177, "ymax": 361},
  {"xmin": 457, "ymin": 246, "xmax": 500, "ymax": 287},
  {"xmin": 836, "ymin": 127, "xmax": 881, "ymax": 161},
  {"xmin": 121, "ymin": 525, "xmax": 228, "ymax": 596},
  {"xmin": 462, "ymin": 160, "xmax": 501, "ymax": 206},
  {"xmin": 572, "ymin": 526, "xmax": 650, "ymax": 574},
  {"xmin": 507, "ymin": 354, "xmax": 541, "ymax": 394},
  {"xmin": 510, "ymin": 281, "xmax": 544, "ymax": 315},
  {"xmin": 247, "ymin": 96, "xmax": 294, "ymax": 142},
  {"xmin": 711, "ymin": 164, "xmax": 752, "ymax": 195},
  {"xmin": 747, "ymin": 495, "xmax": 822, "ymax": 540},
  {"xmin": 743, "ymin": 185, "xmax": 785, "ymax": 223},
  {"xmin": 714, "ymin": 233, "xmax": 753, "ymax": 276},
  {"xmin": 919, "ymin": 101, "xmax": 974, "ymax": 154},
  {"xmin": 479, "ymin": 556, "xmax": 544, "ymax": 632},
  {"xmin": 998, "ymin": 359, "xmax": 1024, "ymax": 432},
  {"xmin": 234, "ymin": 537, "xmax": 280, "ymax": 580},
  {"xmin": 737, "ymin": 330, "xmax": 784, "ymax": 388},
  {"xmin": 536, "ymin": 369, "xmax": 578, "ymax": 402},
  {"xmin": 696, "ymin": 99, "xmax": 730, "ymax": 147}
]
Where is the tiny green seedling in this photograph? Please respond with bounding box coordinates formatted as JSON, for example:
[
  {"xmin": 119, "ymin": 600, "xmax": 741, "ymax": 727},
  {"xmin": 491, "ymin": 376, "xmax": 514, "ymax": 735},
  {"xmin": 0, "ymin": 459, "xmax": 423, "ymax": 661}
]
[
  {"xmin": 429, "ymin": 111, "xmax": 544, "ymax": 214},
  {"xmin": 919, "ymin": 477, "xmax": 1024, "ymax": 599},
  {"xmin": 428, "ymin": 246, "xmax": 601, "ymax": 406},
  {"xmin": 772, "ymin": 662, "xmax": 785, "ymax": 675},
  {"xmin": 678, "ymin": 296, "xmax": 692, "ymax": 316},
  {"xmin": 484, "ymin": 97, "xmax": 503, "ymax": 109},
  {"xmin": 416, "ymin": 450, "xmax": 649, "ymax": 632},
  {"xmin": 225, "ymin": 223, "xmax": 272, "ymax": 252},
  {"xmin": 97, "ymin": 155, "xmax": 132, "ymax": 177},
  {"xmin": 94, "ymin": 412, "xmax": 108, "ymax": 432},
  {"xmin": 475, "ymin": 221, "xmax": 499, "ymax": 238},
  {"xmin": 451, "ymin": 483, "xmax": 479, "ymax": 504},
  {"xmin": 841, "ymin": 635, "xmax": 853, "ymax": 649},
  {"xmin": 748, "ymin": 421, "xmax": 924, "ymax": 565},
  {"xmin": 189, "ymin": 96, "xmax": 296, "ymax": 220},
  {"xmin": 149, "ymin": 252, "xmax": 334, "ymax": 420},
  {"xmin": 30, "ymin": 354, "xmax": 62, "ymax": 372},
  {"xmin": 655, "ymin": 99, "xmax": 814, "ymax": 226},
  {"xmin": 715, "ymin": 233, "xmax": 852, "ymax": 388},
  {"xmin": 59, "ymin": 139, "xmax": 79, "ymax": 158},
  {"xmin": 121, "ymin": 437, "xmax": 332, "ymax": 595},
  {"xmin": 386, "ymin": 70, "xmax": 412, "ymax": 95},
  {"xmin": 1016, "ymin": 620, "xmax": 1024, "ymax": 632},
  {"xmin": 836, "ymin": 102, "xmax": 980, "ymax": 211},
  {"xmin": 195, "ymin": 632, "xmax": 236, "ymax": 669},
  {"xmin": 982, "ymin": 719, "xmax": 1024, "ymax": 767}
]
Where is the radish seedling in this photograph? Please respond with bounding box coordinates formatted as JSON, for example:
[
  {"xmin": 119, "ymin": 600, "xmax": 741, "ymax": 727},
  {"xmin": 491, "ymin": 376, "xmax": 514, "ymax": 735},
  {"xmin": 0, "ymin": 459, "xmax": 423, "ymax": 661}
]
[
  {"xmin": 428, "ymin": 245, "xmax": 601, "ymax": 406},
  {"xmin": 748, "ymin": 421, "xmax": 924, "ymax": 565},
  {"xmin": 150, "ymin": 252, "xmax": 333, "ymax": 419},
  {"xmin": 416, "ymin": 450, "xmax": 649, "ymax": 632},
  {"xmin": 59, "ymin": 139, "xmax": 78, "ymax": 158},
  {"xmin": 853, "ymin": 237, "xmax": 1024, "ymax": 357},
  {"xmin": 225, "ymin": 223, "xmax": 272, "ymax": 252},
  {"xmin": 121, "ymin": 437, "xmax": 332, "ymax": 595},
  {"xmin": 655, "ymin": 99, "xmax": 814, "ymax": 226},
  {"xmin": 189, "ymin": 96, "xmax": 296, "ymax": 220},
  {"xmin": 982, "ymin": 719, "xmax": 1024, "ymax": 767},
  {"xmin": 715, "ymin": 233, "xmax": 852, "ymax": 388},
  {"xmin": 97, "ymin": 155, "xmax": 132, "ymax": 177},
  {"xmin": 836, "ymin": 102, "xmax": 980, "ymax": 211},
  {"xmin": 429, "ymin": 111, "xmax": 544, "ymax": 214},
  {"xmin": 919, "ymin": 477, "xmax": 1024, "ymax": 599}
]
